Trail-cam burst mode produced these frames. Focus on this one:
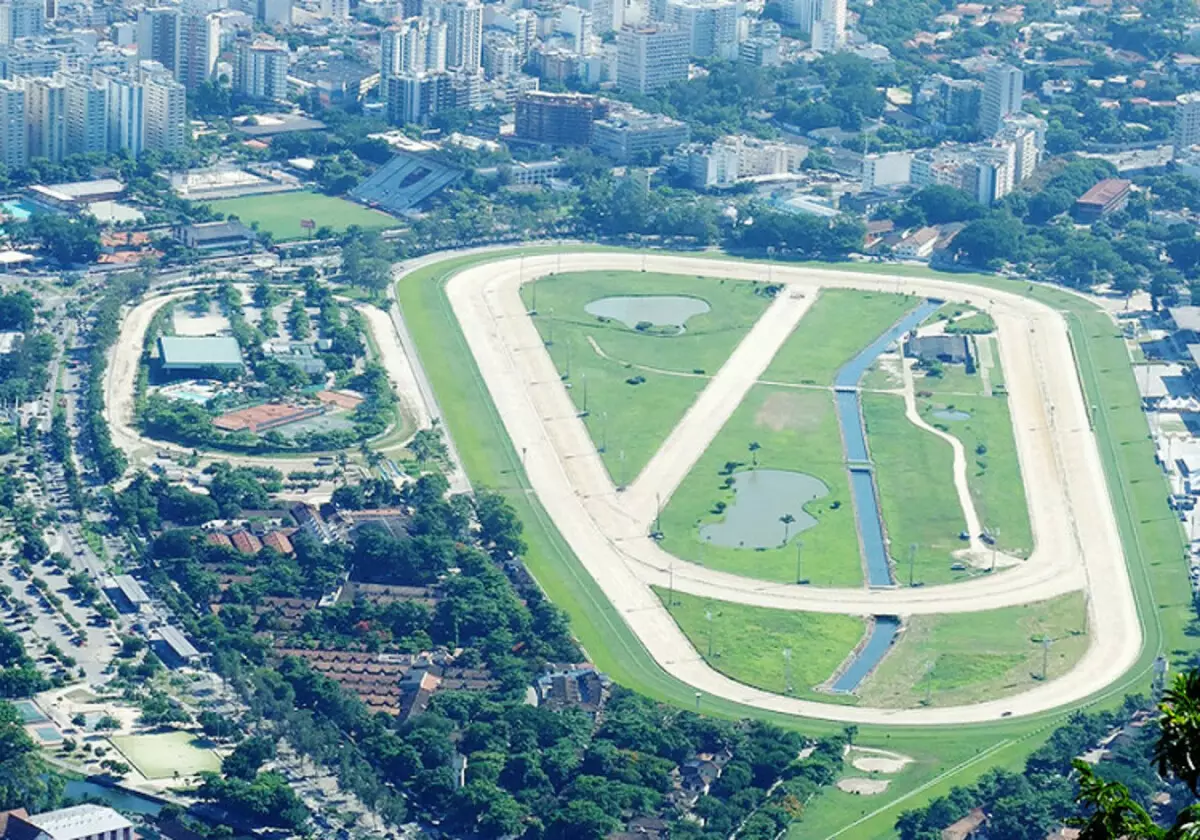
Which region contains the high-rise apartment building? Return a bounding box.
[938,77,983,127]
[0,0,44,45]
[616,24,687,94]
[104,73,144,155]
[176,6,219,89]
[510,9,538,57]
[143,63,186,151]
[257,0,291,26]
[1175,92,1200,157]
[559,5,593,55]
[810,0,846,52]
[443,0,483,72]
[996,111,1046,182]
[65,76,107,156]
[382,19,432,75]
[0,79,24,167]
[664,0,738,58]
[384,71,454,124]
[25,76,65,162]
[425,20,447,71]
[482,33,520,78]
[981,62,1023,135]
[515,91,600,145]
[136,6,179,72]
[235,40,289,100]
[0,44,61,79]
[323,0,349,21]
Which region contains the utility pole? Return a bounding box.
[706,609,714,658]
[600,411,608,453]
[546,308,554,346]
[908,543,917,587]
[795,540,803,584]
[619,449,626,489]
[581,372,588,415]
[783,648,793,694]
[565,338,572,380]
[1041,636,1052,680]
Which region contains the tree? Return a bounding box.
[954,213,1025,269]
[748,441,761,466]
[780,513,796,544]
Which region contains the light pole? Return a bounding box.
[908,543,917,587]
[1041,636,1052,681]
[705,609,714,657]
[695,691,701,711]
[783,648,793,695]
[581,372,588,416]
[600,411,608,453]
[795,540,804,584]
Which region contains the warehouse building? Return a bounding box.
[157,336,244,372]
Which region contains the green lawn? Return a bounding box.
[862,393,972,586]
[658,385,864,586]
[396,248,1193,840]
[110,730,221,779]
[655,587,865,701]
[519,270,771,481]
[857,593,1089,708]
[205,192,396,241]
[763,289,918,386]
[917,391,1033,557]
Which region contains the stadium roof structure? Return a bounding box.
[158,336,244,368]
[349,151,463,215]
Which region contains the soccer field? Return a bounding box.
[109,731,221,779]
[205,192,396,241]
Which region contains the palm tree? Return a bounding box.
[1156,670,1200,796]
[749,441,761,467]
[780,513,796,545]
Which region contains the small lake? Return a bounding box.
[932,409,971,421]
[585,295,711,332]
[699,469,827,549]
[63,779,163,815]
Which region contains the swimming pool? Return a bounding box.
[1,199,34,221]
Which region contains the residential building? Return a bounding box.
[0,0,44,44]
[104,73,144,156]
[739,35,780,66]
[665,0,738,59]
[894,226,939,260]
[591,104,689,162]
[482,33,520,78]
[324,0,349,21]
[939,77,983,127]
[235,39,289,100]
[981,62,1022,135]
[384,70,454,124]
[426,20,448,71]
[687,135,804,188]
[996,111,1046,182]
[616,24,687,94]
[510,8,538,57]
[2,804,134,840]
[780,0,817,31]
[515,90,601,145]
[862,151,912,189]
[143,64,186,151]
[559,5,593,55]
[258,0,292,26]
[383,19,430,75]
[573,0,615,34]
[176,5,219,89]
[1073,178,1132,222]
[136,6,179,72]
[65,76,107,156]
[0,79,24,168]
[970,142,1015,204]
[443,0,483,72]
[1175,92,1200,156]
[0,44,61,79]
[25,76,65,162]
[810,0,846,52]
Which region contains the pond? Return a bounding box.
[585,295,711,333]
[932,408,971,421]
[62,779,163,816]
[699,469,827,549]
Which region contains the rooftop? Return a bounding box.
[157,625,200,659]
[23,804,132,840]
[1076,178,1131,206]
[232,113,328,137]
[158,336,244,368]
[28,178,124,203]
[1171,306,1200,332]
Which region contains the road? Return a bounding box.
[443,251,1139,725]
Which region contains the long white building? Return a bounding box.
[65,76,107,156]
[142,63,186,151]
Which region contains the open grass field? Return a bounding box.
[856,593,1089,709]
[654,587,865,701]
[109,730,221,779]
[658,385,864,586]
[862,393,972,585]
[396,248,1193,840]
[763,289,917,386]
[916,389,1033,557]
[519,270,771,480]
[204,192,395,241]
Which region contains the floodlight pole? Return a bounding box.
[795,540,803,584]
[705,609,715,658]
[783,647,793,695]
[1041,636,1051,680]
[600,411,608,453]
[908,543,916,587]
[582,372,588,414]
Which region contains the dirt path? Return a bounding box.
[446,251,1138,724]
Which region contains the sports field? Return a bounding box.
[204,192,395,241]
[395,248,1194,840]
[519,270,771,480]
[110,730,221,779]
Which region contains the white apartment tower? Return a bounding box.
[1175,92,1200,157]
[258,0,292,26]
[382,19,431,75]
[810,0,846,52]
[136,6,179,72]
[425,20,448,71]
[25,76,65,162]
[665,0,738,59]
[616,24,687,94]
[143,65,186,151]
[0,0,44,45]
[323,0,349,21]
[981,63,1023,136]
[176,6,219,89]
[559,5,593,55]
[235,40,289,100]
[65,76,107,156]
[511,9,538,57]
[0,80,25,167]
[443,0,483,72]
[105,74,144,156]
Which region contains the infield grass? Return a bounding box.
[658,385,864,587]
[205,191,395,241]
[856,593,1089,709]
[763,289,918,386]
[518,270,771,480]
[654,587,865,701]
[396,248,1192,840]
